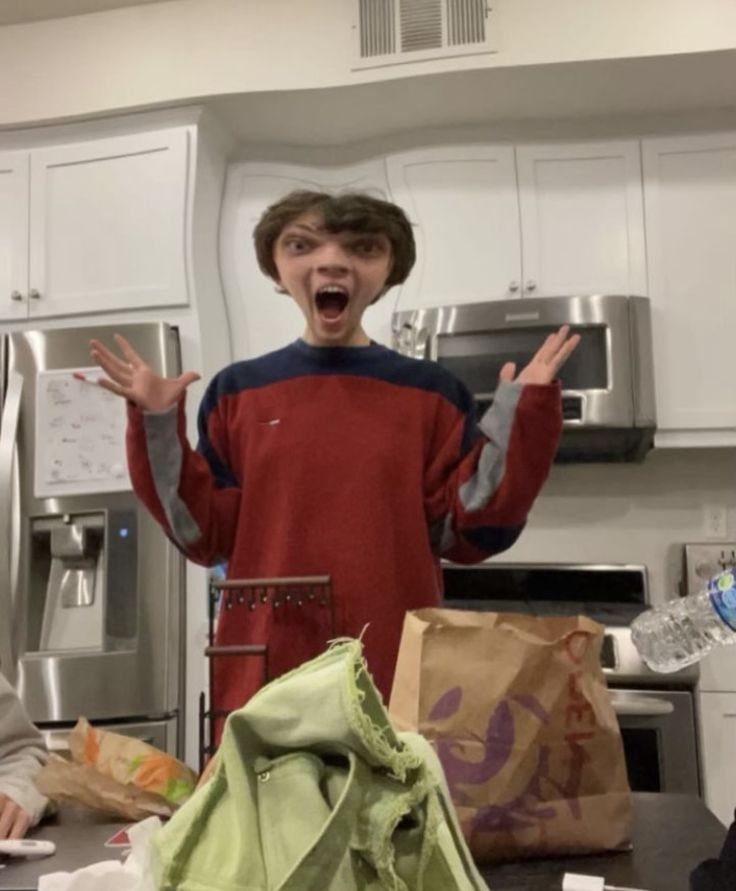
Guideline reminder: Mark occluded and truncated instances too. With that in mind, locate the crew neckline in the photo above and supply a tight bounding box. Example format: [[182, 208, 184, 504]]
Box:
[[292, 338, 387, 364]]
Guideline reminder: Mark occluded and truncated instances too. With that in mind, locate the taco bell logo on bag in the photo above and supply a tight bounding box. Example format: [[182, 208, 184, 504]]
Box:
[[427, 629, 595, 841]]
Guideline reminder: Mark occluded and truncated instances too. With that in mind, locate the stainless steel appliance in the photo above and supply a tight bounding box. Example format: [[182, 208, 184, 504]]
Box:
[[442, 562, 701, 795], [0, 323, 185, 755], [392, 295, 657, 462]]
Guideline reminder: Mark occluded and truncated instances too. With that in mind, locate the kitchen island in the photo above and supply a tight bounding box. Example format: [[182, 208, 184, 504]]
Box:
[[0, 793, 727, 890], [482, 793, 727, 891]]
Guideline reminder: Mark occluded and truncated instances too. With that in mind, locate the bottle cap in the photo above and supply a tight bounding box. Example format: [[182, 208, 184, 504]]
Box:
[[562, 874, 605, 891]]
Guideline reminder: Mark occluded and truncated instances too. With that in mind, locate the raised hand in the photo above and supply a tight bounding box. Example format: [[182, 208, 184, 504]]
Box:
[[498, 325, 580, 386], [89, 334, 201, 412]]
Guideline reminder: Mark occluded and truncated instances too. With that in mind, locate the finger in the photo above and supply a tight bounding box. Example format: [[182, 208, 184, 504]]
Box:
[[88, 338, 130, 374], [548, 332, 581, 373], [536, 326, 571, 365], [498, 362, 516, 383], [0, 799, 18, 839], [177, 371, 202, 388], [96, 377, 131, 400], [90, 347, 134, 387], [113, 334, 145, 369], [9, 808, 30, 840]]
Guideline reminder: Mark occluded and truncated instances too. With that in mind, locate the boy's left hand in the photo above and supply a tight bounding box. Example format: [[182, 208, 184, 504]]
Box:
[[498, 325, 580, 386]]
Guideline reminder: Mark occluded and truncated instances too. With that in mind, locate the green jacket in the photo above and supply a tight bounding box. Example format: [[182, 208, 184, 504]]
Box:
[[153, 641, 489, 891]]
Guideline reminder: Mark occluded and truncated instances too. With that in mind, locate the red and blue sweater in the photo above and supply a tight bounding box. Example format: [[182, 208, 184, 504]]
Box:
[[126, 339, 562, 714]]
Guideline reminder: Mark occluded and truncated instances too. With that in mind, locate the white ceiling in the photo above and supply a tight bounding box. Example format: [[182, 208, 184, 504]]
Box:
[[0, 0, 164, 26]]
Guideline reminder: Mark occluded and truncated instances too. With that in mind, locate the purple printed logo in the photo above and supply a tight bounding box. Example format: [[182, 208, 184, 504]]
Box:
[[428, 684, 590, 848]]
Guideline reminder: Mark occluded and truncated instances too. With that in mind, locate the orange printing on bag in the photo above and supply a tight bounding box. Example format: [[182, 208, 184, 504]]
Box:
[[82, 724, 100, 764]]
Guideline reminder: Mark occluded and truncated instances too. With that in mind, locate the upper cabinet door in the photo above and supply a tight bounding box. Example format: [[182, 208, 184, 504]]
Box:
[[0, 152, 30, 322], [28, 129, 190, 318], [643, 133, 736, 435], [220, 159, 394, 358], [386, 146, 522, 310], [516, 141, 647, 297]]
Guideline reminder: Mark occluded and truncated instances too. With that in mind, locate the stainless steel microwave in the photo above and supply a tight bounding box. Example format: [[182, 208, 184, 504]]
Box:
[[391, 295, 657, 462]]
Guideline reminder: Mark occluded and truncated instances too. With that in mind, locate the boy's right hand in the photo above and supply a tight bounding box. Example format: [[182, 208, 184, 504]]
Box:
[[90, 334, 201, 412]]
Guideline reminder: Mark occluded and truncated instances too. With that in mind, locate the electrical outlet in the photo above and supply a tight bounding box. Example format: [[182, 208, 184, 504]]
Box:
[[683, 543, 736, 597], [703, 504, 729, 539]]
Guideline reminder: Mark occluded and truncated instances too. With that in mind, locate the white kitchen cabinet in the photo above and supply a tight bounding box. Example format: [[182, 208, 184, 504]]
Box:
[[0, 152, 29, 322], [386, 146, 522, 310], [219, 159, 396, 358], [0, 128, 190, 321], [698, 690, 736, 826], [386, 140, 647, 311], [643, 133, 736, 445], [516, 141, 647, 297]]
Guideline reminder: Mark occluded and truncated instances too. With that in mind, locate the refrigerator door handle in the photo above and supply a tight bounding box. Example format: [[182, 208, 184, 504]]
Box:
[[0, 369, 23, 684]]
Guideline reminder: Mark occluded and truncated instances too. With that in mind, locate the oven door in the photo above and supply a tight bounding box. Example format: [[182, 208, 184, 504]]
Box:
[[609, 688, 701, 795]]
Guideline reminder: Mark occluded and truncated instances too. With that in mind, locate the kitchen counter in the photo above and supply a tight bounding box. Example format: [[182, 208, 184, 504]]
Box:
[[481, 793, 727, 891], [0, 794, 727, 890]]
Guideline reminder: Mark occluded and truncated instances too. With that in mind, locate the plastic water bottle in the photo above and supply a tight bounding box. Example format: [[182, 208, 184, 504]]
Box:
[[631, 569, 736, 673]]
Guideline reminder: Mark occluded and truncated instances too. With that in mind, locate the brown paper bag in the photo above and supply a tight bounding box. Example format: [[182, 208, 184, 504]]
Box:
[[389, 608, 632, 862], [37, 755, 175, 822], [36, 717, 197, 821]]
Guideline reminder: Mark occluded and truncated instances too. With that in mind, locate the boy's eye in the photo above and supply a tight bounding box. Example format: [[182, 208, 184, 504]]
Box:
[[352, 239, 387, 256], [283, 237, 311, 253]]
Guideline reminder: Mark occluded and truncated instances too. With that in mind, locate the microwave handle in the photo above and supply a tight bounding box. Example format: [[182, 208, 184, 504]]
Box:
[[609, 691, 675, 717], [394, 322, 431, 359]]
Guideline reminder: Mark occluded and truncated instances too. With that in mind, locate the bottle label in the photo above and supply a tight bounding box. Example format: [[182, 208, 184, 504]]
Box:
[[708, 570, 736, 631]]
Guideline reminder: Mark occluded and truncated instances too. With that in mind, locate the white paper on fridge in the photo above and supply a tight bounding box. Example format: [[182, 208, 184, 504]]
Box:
[[34, 368, 131, 498]]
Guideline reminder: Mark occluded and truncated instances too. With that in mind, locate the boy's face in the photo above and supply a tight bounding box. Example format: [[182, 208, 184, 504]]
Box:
[[273, 212, 393, 346]]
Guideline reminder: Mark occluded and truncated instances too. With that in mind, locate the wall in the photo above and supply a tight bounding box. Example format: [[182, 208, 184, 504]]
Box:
[[2, 0, 736, 127], [505, 448, 736, 604]]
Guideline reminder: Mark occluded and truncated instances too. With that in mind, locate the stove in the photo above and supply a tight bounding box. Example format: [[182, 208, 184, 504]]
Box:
[[441, 561, 701, 795]]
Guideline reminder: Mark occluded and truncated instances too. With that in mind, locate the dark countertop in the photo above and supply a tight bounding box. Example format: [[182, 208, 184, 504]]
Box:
[[481, 793, 727, 891], [0, 793, 727, 890]]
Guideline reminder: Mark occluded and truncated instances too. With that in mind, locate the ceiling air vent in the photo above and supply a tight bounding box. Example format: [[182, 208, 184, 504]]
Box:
[[352, 0, 496, 69]]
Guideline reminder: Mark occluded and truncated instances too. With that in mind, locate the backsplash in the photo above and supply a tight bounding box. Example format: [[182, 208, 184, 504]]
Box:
[[503, 448, 736, 604]]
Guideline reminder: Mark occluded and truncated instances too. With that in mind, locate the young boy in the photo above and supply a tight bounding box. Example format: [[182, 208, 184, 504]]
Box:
[[0, 672, 48, 839], [90, 190, 578, 723]]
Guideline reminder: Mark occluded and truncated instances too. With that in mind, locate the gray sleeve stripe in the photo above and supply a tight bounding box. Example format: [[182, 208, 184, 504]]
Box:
[[458, 380, 522, 513], [142, 406, 202, 547]]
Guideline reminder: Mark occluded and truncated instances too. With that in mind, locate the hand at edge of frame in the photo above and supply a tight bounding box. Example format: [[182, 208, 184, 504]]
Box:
[[498, 325, 581, 386], [0, 793, 31, 840], [88, 334, 201, 412]]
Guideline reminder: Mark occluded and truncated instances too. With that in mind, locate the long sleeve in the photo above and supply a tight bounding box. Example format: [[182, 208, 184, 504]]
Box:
[[0, 674, 48, 826], [425, 379, 562, 564], [125, 389, 242, 566]]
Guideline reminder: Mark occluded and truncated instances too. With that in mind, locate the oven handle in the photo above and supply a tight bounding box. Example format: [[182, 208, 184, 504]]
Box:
[[609, 691, 675, 717]]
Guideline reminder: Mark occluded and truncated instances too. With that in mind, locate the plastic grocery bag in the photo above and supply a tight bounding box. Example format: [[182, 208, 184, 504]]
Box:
[[388, 609, 632, 862], [38, 816, 161, 891]]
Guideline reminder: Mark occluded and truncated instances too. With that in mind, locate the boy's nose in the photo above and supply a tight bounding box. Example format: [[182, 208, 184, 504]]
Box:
[[316, 242, 350, 272]]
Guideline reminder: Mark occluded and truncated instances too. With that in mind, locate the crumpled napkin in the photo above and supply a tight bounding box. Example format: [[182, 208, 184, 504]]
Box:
[[38, 816, 161, 891]]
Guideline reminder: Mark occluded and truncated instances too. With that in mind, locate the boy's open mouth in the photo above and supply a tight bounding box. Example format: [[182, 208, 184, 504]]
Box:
[[315, 285, 349, 321]]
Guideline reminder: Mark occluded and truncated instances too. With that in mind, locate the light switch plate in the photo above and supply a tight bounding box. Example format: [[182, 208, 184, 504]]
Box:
[[683, 543, 736, 597]]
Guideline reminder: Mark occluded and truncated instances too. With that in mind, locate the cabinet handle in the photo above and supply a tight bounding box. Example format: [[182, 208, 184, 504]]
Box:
[[10, 290, 23, 302], [524, 280, 537, 292], [29, 289, 40, 300], [508, 281, 520, 292]]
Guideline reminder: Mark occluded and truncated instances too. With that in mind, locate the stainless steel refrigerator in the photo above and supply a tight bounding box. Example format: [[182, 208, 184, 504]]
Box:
[[0, 322, 185, 756]]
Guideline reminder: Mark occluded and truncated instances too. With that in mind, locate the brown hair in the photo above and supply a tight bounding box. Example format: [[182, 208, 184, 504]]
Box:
[[253, 190, 416, 297]]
